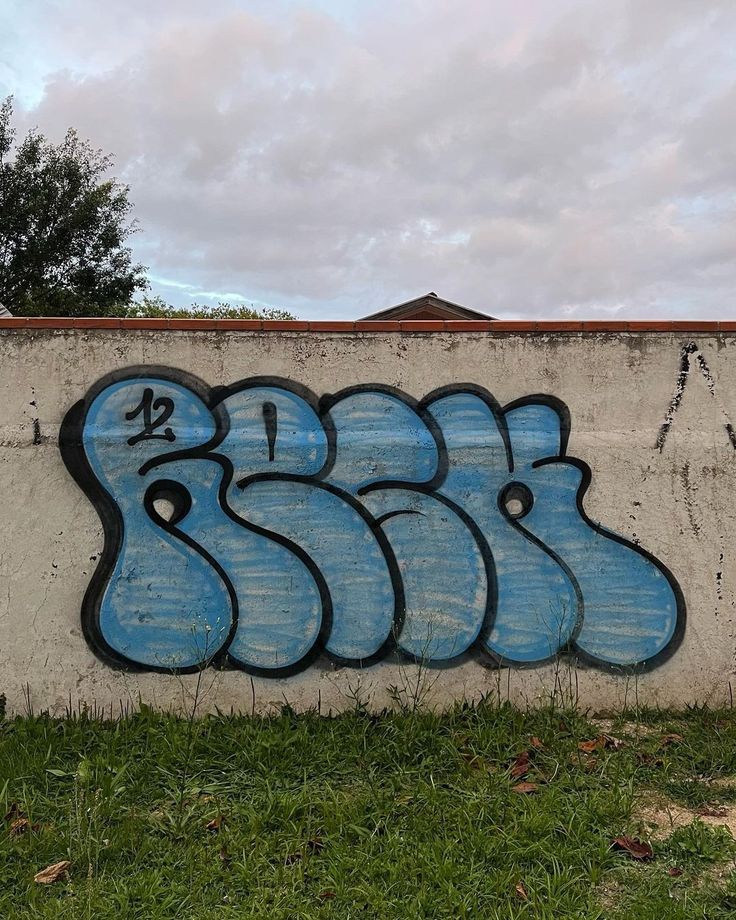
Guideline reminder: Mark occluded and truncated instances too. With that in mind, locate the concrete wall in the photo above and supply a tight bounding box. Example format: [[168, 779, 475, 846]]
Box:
[[1, 321, 734, 714]]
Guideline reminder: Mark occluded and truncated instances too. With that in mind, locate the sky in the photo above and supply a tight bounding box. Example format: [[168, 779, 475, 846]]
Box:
[[1, 0, 736, 320]]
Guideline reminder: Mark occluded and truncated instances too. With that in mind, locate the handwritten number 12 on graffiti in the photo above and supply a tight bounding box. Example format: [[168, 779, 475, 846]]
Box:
[[125, 388, 176, 446]]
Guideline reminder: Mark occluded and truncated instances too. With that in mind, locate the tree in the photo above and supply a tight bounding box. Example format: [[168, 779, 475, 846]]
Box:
[[119, 296, 296, 320], [0, 96, 148, 316]]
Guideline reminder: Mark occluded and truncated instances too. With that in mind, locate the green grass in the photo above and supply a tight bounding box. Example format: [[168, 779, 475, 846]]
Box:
[[1, 702, 736, 918]]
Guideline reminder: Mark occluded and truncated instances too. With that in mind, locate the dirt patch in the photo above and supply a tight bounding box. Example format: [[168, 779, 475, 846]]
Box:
[[590, 718, 659, 738], [705, 776, 736, 791], [634, 793, 736, 839], [595, 877, 625, 911]]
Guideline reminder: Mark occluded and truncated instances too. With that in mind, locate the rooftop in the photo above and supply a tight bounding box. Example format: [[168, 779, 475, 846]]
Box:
[[358, 292, 496, 322]]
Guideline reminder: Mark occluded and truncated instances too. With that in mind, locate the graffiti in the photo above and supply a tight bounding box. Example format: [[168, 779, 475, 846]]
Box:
[[59, 367, 686, 675], [657, 342, 736, 452]]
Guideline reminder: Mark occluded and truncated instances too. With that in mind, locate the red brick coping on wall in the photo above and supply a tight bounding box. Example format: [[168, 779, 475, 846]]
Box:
[[0, 317, 730, 333]]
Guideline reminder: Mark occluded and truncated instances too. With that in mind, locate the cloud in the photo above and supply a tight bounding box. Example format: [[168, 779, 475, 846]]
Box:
[[5, 0, 736, 317]]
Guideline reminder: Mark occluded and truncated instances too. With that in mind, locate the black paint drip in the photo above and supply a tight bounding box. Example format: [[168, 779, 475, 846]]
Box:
[[263, 401, 277, 461]]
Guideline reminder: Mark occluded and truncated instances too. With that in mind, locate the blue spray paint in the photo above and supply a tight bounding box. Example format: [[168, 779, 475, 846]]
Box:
[[60, 368, 686, 675], [79, 378, 233, 669], [426, 393, 580, 663]]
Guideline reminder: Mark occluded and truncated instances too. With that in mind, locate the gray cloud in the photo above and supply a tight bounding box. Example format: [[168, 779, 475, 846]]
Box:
[[5, 0, 736, 317]]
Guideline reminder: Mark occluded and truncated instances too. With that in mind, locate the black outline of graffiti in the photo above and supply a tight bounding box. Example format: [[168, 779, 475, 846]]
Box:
[[59, 366, 686, 677]]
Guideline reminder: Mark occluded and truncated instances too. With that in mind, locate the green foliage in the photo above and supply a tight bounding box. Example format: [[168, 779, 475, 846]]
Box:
[[116, 295, 295, 321], [1, 704, 736, 918], [0, 96, 148, 317], [662, 820, 736, 866]]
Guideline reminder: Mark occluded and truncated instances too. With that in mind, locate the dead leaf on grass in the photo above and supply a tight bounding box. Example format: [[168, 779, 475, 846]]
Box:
[[602, 733, 625, 750], [306, 837, 325, 854], [319, 890, 336, 901], [611, 836, 653, 860], [530, 736, 545, 750], [511, 782, 539, 795], [34, 860, 71, 884], [9, 817, 39, 836], [205, 815, 225, 833], [578, 738, 601, 754], [579, 734, 624, 753], [658, 733, 684, 747], [515, 881, 529, 900], [510, 752, 531, 779], [695, 806, 728, 818], [4, 803, 24, 822], [667, 866, 684, 877]]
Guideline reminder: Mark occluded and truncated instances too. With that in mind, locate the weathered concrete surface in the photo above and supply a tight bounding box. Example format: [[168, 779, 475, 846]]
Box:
[[0, 327, 734, 714]]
